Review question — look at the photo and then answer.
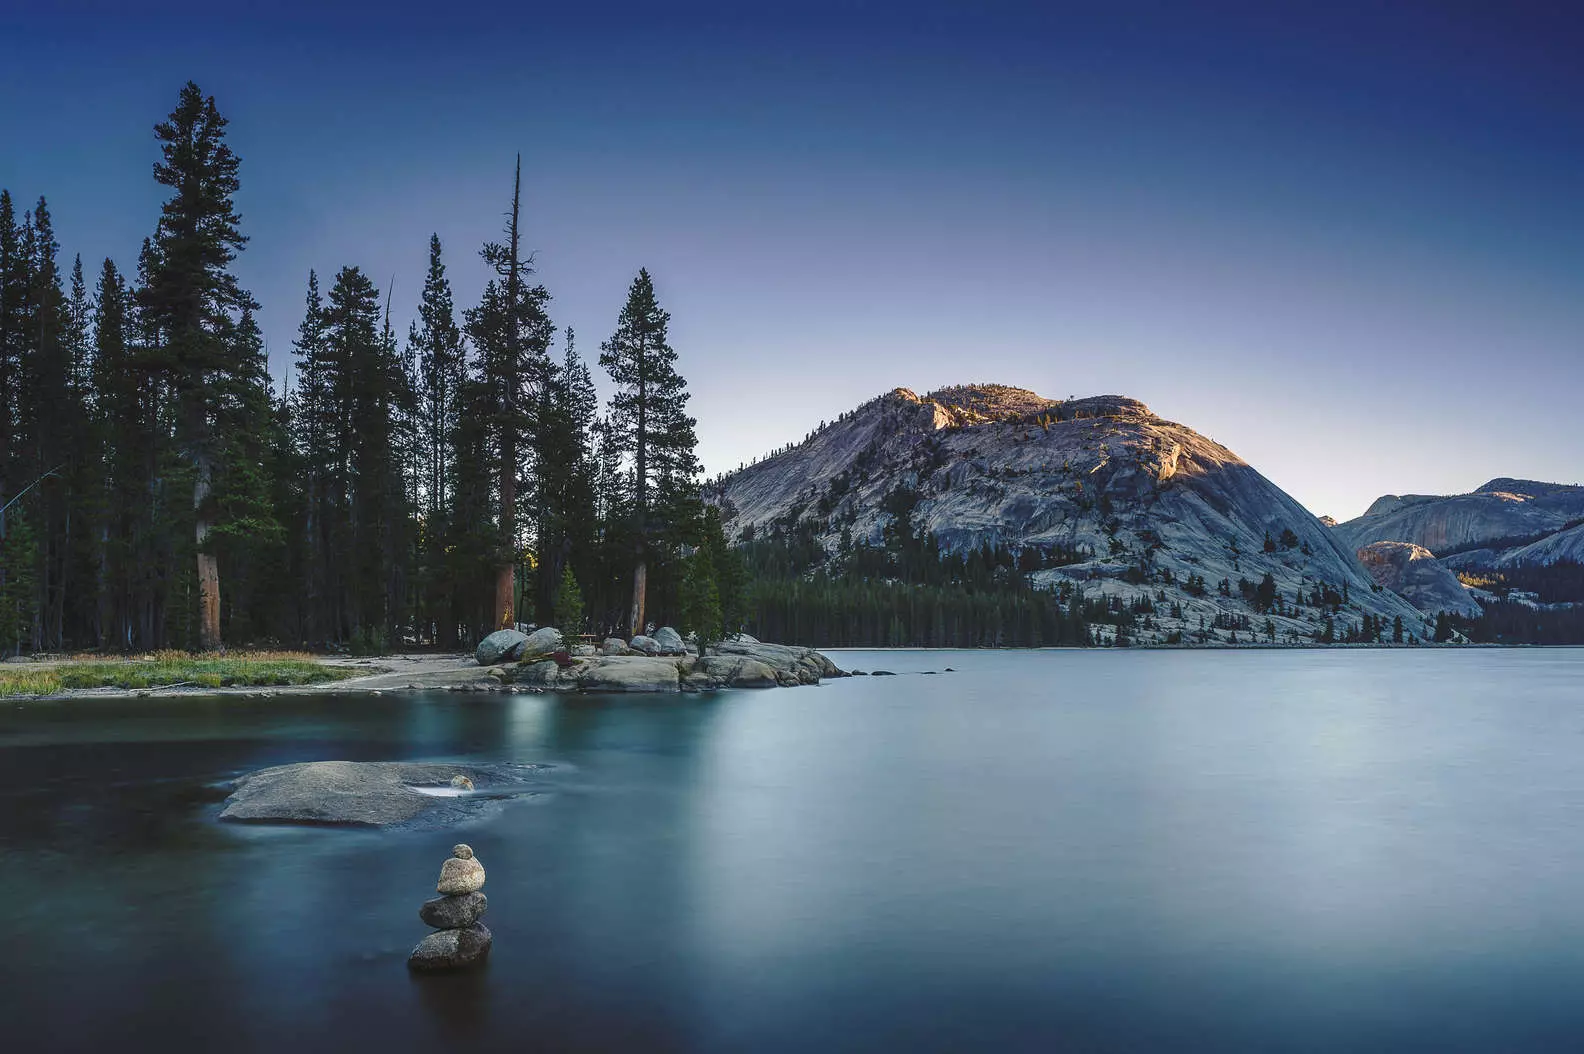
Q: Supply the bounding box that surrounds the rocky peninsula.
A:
[471,627,846,693]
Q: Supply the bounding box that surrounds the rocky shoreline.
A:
[3,633,846,700]
[473,628,845,693]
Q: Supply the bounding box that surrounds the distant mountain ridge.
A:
[1336,478,1584,565]
[710,384,1428,644]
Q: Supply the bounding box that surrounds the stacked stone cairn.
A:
[407,844,492,971]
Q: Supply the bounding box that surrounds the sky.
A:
[2,0,1581,520]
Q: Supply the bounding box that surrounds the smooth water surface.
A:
[4,649,1584,1051]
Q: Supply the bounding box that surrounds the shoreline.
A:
[5,641,1572,703]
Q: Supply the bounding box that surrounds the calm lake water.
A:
[4,649,1584,1051]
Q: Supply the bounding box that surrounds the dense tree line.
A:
[0,82,732,654]
[1450,600,1584,645]
[735,494,1139,647]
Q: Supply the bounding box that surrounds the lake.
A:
[4,648,1584,1051]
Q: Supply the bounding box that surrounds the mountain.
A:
[1356,541,1482,618]
[1494,522,1584,567]
[1335,479,1584,559]
[710,385,1428,644]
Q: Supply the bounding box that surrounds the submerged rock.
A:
[217,760,536,828]
[475,629,528,666]
[408,923,493,971]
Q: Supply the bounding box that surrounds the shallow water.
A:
[4,648,1584,1051]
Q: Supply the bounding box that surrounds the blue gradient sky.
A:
[4,1,1581,519]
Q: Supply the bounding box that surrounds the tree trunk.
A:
[629,558,647,638]
[195,454,221,651]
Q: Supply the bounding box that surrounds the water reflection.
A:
[5,651,1584,1050]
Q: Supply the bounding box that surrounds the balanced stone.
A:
[408,923,492,971]
[437,854,485,895]
[420,891,487,929]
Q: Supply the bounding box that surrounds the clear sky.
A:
[3,0,1580,520]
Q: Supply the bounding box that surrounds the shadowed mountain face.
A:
[711,385,1427,643]
[1336,479,1584,560]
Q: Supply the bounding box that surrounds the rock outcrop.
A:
[409,844,492,972]
[510,630,843,691]
[708,384,1426,644]
[1356,541,1482,618]
[217,761,537,827]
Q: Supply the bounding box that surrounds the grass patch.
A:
[0,652,357,698]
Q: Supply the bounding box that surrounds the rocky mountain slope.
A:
[1356,541,1482,618]
[710,385,1429,644]
[1335,479,1584,559]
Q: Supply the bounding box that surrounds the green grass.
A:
[0,652,356,698]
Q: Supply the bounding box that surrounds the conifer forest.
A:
[0,82,730,654]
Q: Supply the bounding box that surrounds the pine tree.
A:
[290,270,333,641]
[409,235,465,641]
[553,565,585,633]
[678,546,722,655]
[19,198,74,650]
[322,265,413,644]
[532,329,598,623]
[599,268,699,635]
[468,156,553,631]
[701,503,745,634]
[138,82,255,650]
[207,303,285,641]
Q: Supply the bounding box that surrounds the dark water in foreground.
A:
[4,649,1584,1052]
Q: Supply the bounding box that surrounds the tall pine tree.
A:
[599,269,699,635]
[138,82,255,650]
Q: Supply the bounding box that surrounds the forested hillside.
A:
[0,83,736,655]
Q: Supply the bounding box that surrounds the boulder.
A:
[408,923,493,972]
[629,634,662,655]
[652,626,688,655]
[217,761,534,827]
[475,629,528,666]
[437,855,486,895]
[513,658,577,688]
[419,891,487,929]
[570,644,598,657]
[600,637,633,656]
[520,626,564,659]
[575,656,681,693]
